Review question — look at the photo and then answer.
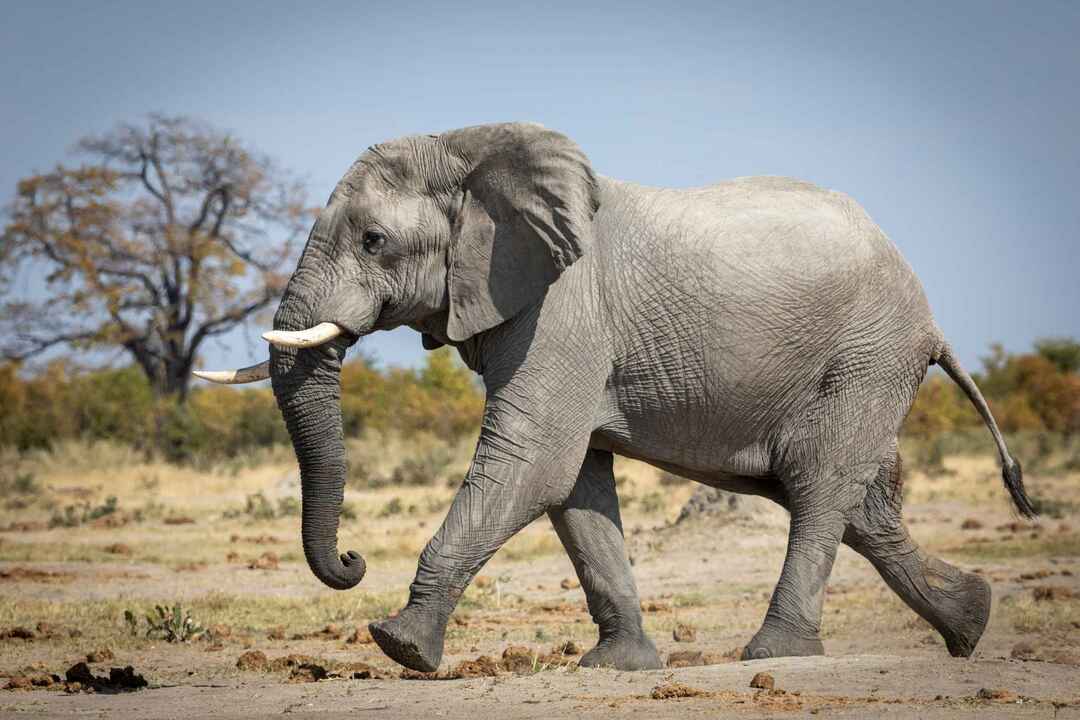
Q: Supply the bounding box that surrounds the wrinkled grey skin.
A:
[269,123,1032,672]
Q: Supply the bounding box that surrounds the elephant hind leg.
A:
[843,447,990,657]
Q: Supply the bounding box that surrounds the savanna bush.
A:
[0,347,484,465]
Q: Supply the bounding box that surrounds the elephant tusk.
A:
[192,360,271,385]
[262,322,344,348]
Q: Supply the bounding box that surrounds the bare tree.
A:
[1,115,309,399]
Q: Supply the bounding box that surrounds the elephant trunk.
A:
[270,289,366,591]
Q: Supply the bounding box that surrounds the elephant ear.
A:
[440,123,598,343]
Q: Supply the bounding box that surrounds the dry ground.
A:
[1,440,1079,718]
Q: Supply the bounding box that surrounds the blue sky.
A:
[3,0,1078,372]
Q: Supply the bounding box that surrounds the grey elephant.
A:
[197,122,1033,672]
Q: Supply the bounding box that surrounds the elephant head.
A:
[195,123,599,590]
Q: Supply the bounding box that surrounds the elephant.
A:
[196,122,1033,672]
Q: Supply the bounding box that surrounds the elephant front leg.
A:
[370,425,592,672]
[548,449,661,671]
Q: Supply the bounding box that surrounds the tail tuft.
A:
[1002,459,1036,519]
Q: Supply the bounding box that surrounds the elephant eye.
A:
[362,230,386,254]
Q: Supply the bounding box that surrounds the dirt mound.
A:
[651,682,706,699]
[750,672,775,690]
[64,662,147,692]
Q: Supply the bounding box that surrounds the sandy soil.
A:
[1,450,1078,718]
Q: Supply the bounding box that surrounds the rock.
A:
[651,682,705,699]
[86,648,114,663]
[960,518,983,530]
[345,626,373,644]
[977,688,1017,702]
[673,623,697,642]
[236,650,270,671]
[750,672,775,690]
[560,578,581,590]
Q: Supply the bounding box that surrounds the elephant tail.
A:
[932,342,1036,518]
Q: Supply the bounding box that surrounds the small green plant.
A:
[658,471,689,486]
[225,492,301,521]
[131,604,206,643]
[276,496,300,517]
[48,496,119,528]
[379,497,404,517]
[392,446,453,487]
[640,491,665,514]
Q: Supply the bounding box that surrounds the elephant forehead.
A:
[344,136,464,197]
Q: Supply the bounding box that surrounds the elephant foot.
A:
[927,564,991,658]
[579,632,663,671]
[369,608,447,673]
[741,623,824,661]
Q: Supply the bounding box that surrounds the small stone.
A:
[977,687,1017,702]
[750,672,775,690]
[672,623,696,643]
[560,578,581,590]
